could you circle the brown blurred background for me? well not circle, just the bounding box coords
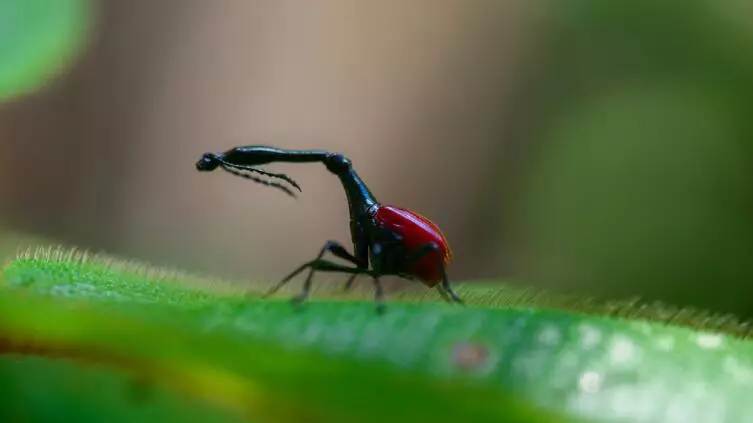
[2,1,753,316]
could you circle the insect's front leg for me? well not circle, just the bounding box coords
[276,259,374,308]
[263,240,364,302]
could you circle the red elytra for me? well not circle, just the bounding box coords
[373,205,453,287]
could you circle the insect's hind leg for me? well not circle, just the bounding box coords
[436,255,463,304]
[439,276,464,304]
[405,242,464,305]
[435,285,453,302]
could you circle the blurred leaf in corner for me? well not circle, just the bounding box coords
[0,0,92,101]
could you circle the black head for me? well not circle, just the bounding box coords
[196,152,221,171]
[323,153,351,174]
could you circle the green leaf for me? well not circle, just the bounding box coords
[0,0,91,101]
[0,290,558,423]
[4,246,753,422]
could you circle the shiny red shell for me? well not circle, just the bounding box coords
[373,205,452,287]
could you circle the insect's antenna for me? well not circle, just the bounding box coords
[219,164,298,198]
[219,160,302,192]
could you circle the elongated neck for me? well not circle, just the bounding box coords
[323,153,378,219]
[338,167,378,218]
[222,146,330,166]
[216,146,379,218]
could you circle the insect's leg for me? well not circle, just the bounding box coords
[362,241,390,314]
[439,267,464,305]
[373,277,386,314]
[405,242,464,305]
[296,240,364,302]
[316,240,364,266]
[288,259,386,315]
[287,259,372,306]
[263,240,362,298]
[343,274,358,292]
[435,285,453,302]
[343,234,370,292]
[304,240,366,290]
[262,262,309,298]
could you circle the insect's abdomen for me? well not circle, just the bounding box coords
[374,205,452,287]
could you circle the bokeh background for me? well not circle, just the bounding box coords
[2,0,753,316]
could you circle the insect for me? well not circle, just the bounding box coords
[196,146,464,312]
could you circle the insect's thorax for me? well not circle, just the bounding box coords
[325,155,451,285]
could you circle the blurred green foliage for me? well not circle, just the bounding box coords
[517,0,753,315]
[0,0,91,101]
[0,357,245,423]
